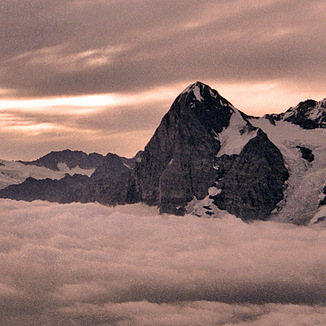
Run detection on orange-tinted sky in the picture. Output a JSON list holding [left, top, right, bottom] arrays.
[[1, 0, 325, 160]]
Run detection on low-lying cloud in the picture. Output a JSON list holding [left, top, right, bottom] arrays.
[[0, 199, 325, 325]]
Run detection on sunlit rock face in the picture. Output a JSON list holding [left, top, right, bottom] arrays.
[[128, 82, 289, 220]]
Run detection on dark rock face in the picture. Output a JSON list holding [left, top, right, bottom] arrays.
[[127, 82, 233, 214], [263, 113, 282, 126], [296, 146, 314, 162], [86, 153, 136, 205], [213, 129, 289, 220], [0, 174, 91, 203], [19, 149, 105, 171], [127, 82, 289, 220], [319, 186, 326, 206]]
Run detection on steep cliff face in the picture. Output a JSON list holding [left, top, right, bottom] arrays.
[[128, 82, 229, 214], [212, 129, 289, 220], [128, 82, 288, 219]]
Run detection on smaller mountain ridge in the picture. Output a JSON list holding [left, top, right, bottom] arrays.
[[264, 98, 326, 129], [0, 150, 142, 206], [19, 149, 105, 171]]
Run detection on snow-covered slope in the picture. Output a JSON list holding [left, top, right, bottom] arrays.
[[215, 109, 258, 157], [0, 159, 95, 189], [249, 117, 326, 225]]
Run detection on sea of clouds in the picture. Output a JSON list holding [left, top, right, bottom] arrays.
[[0, 199, 325, 325]]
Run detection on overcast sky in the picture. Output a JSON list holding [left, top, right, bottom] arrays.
[[1, 0, 325, 160]]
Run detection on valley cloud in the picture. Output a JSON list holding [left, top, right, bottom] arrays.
[[0, 199, 326, 325]]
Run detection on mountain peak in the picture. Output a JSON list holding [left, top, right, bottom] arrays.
[[180, 81, 218, 102], [174, 82, 252, 137]]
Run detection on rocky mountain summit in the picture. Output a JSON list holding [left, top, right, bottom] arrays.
[[126, 82, 289, 220], [0, 82, 325, 225]]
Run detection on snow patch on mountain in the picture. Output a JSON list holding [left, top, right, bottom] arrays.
[[186, 187, 229, 218], [215, 109, 258, 157]]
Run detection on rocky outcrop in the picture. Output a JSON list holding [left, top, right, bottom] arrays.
[[319, 186, 326, 206], [296, 146, 314, 162]]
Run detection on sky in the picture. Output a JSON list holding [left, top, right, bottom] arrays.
[[1, 199, 326, 325], [1, 0, 325, 160]]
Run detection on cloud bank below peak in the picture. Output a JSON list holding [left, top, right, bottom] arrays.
[[0, 199, 326, 325]]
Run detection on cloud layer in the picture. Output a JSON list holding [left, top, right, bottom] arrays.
[[0, 199, 325, 325]]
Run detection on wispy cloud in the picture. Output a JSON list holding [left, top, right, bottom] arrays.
[[1, 0, 325, 97]]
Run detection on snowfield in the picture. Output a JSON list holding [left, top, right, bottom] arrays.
[[250, 118, 326, 225], [0, 199, 326, 325]]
